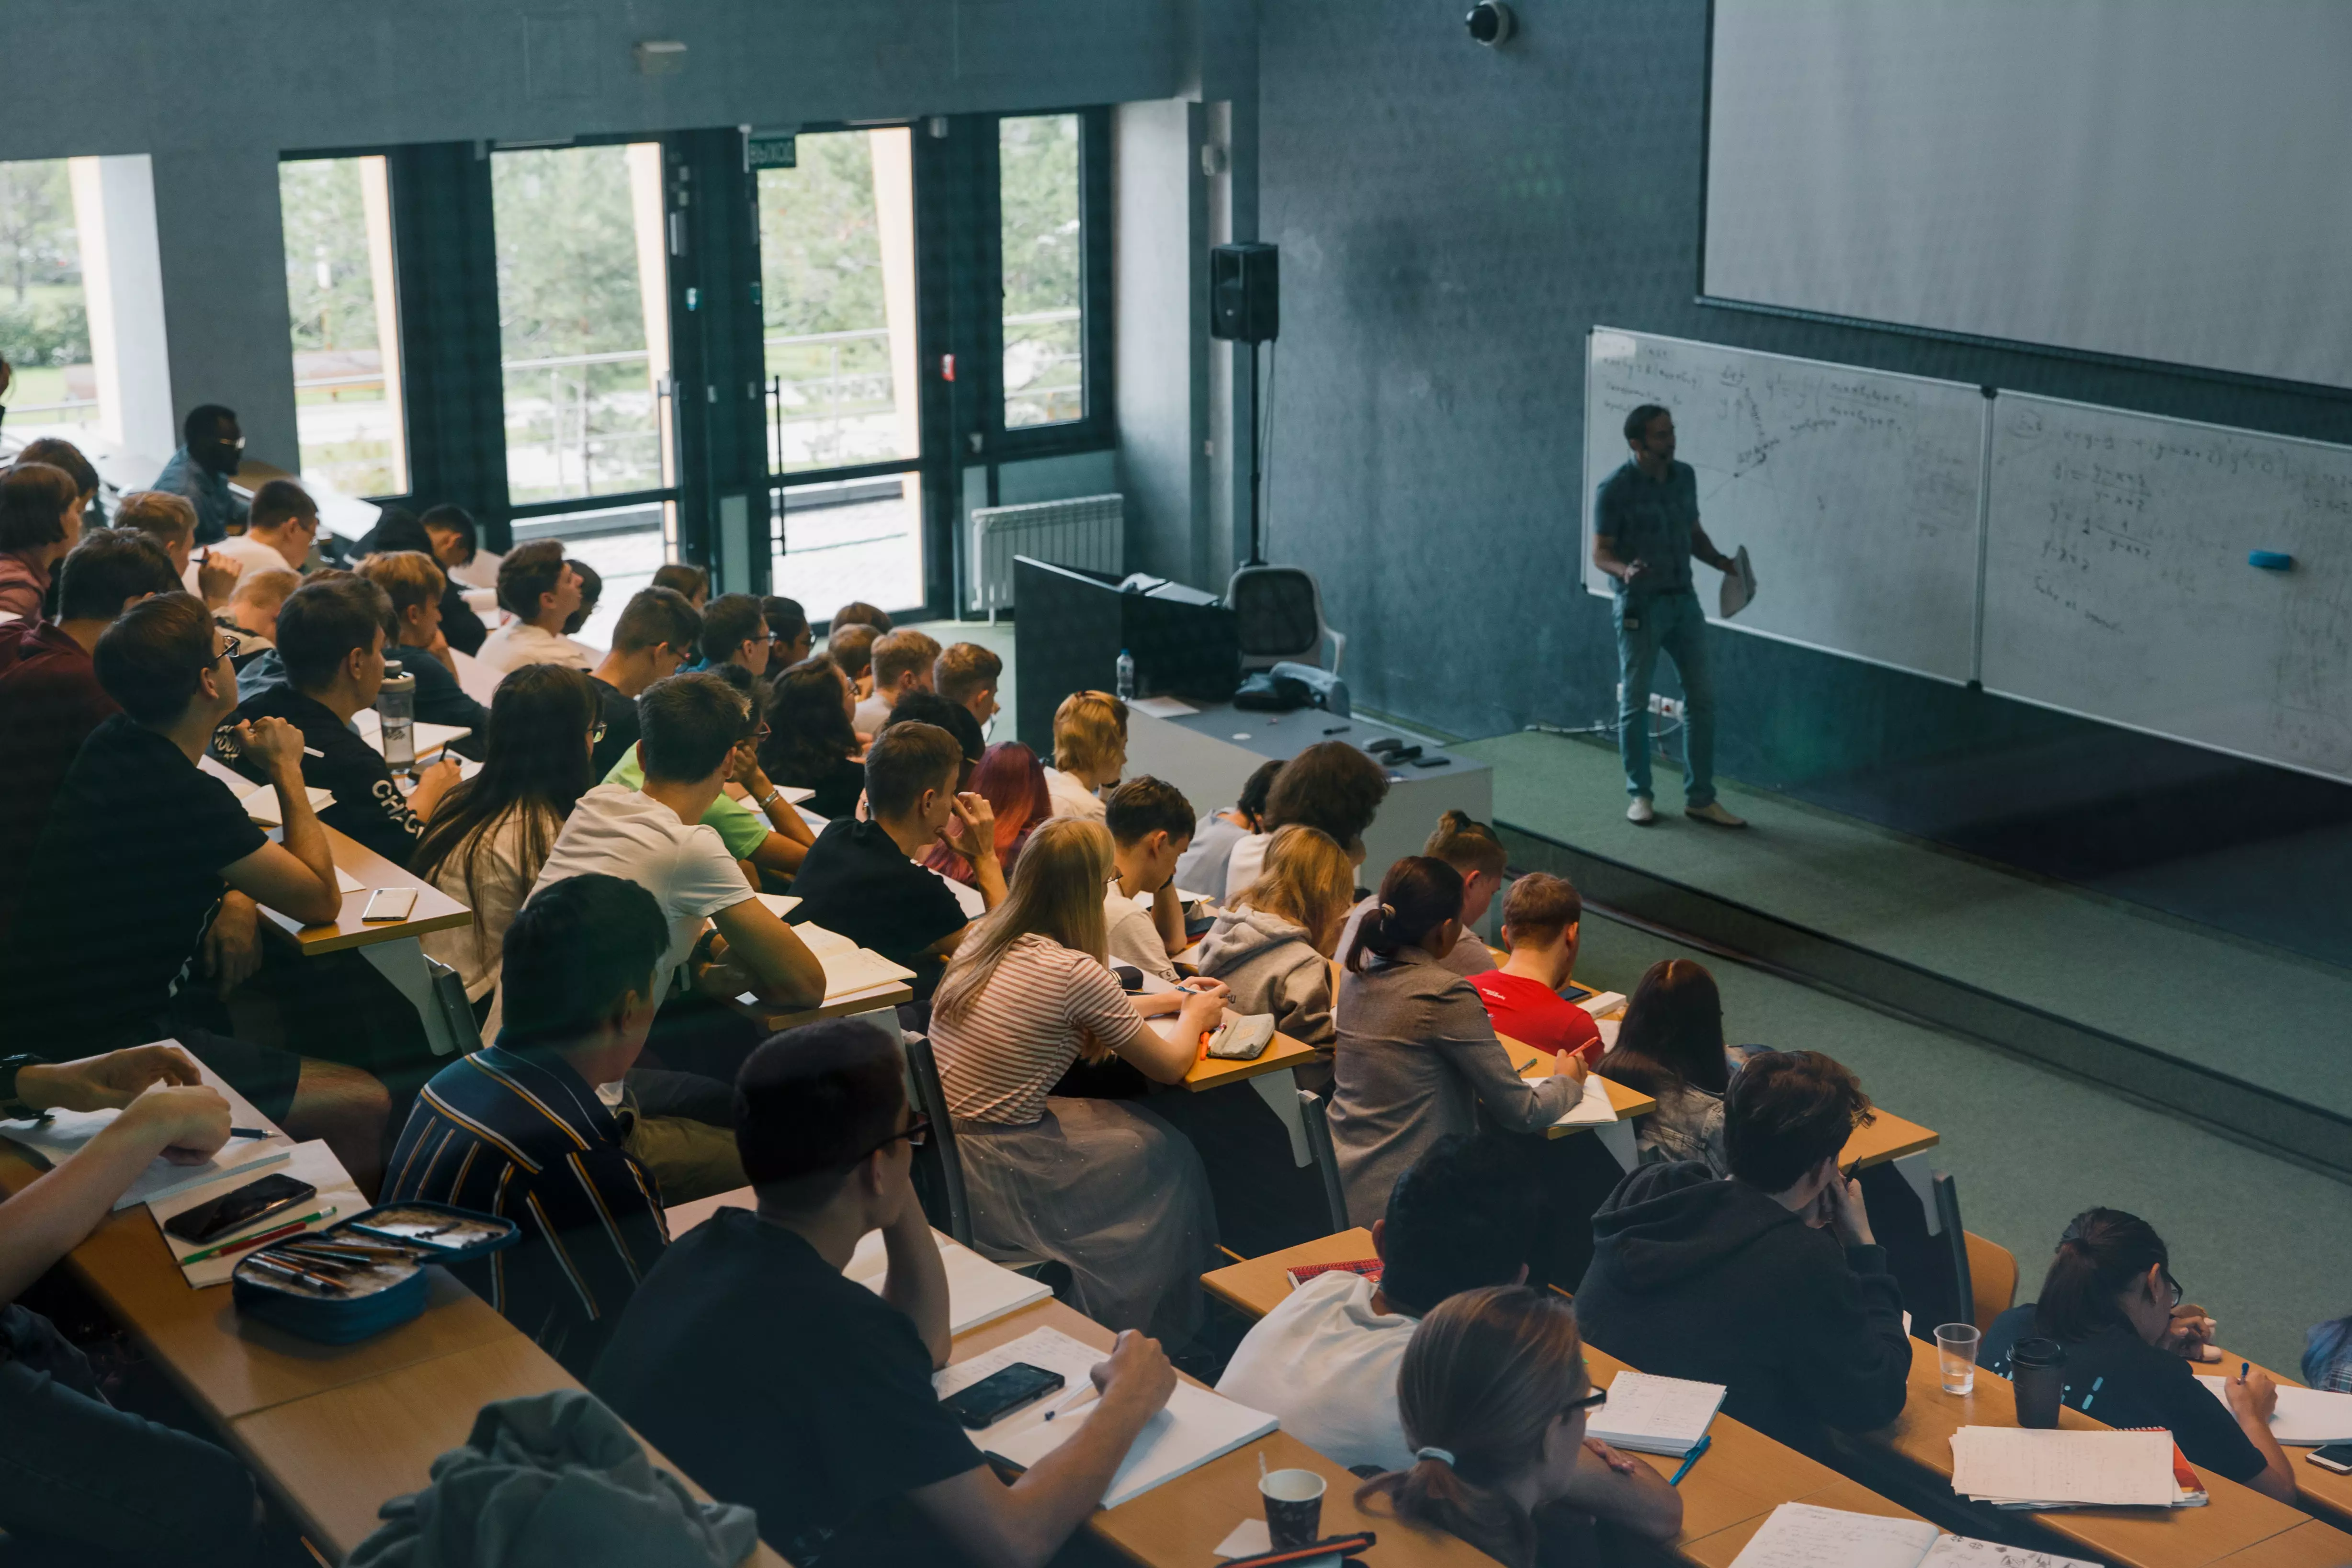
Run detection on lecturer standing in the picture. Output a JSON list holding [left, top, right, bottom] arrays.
[[1592, 404, 1746, 828]]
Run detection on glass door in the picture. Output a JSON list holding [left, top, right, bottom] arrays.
[[758, 127, 924, 623]]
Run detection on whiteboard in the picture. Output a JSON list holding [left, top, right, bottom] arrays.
[[1582, 329, 1989, 683], [1983, 397, 2352, 781]]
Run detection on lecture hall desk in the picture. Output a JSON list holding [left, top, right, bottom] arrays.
[[2212, 1349, 2352, 1534]]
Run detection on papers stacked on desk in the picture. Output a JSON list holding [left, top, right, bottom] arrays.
[[1586, 1370, 1725, 1457], [2198, 1376, 2352, 1443], [1947, 1427, 2182, 1509], [844, 1227, 1051, 1335], [0, 1051, 294, 1210], [780, 922, 918, 1002], [1729, 1503, 2095, 1568], [936, 1325, 1277, 1507], [152, 1139, 364, 1287]]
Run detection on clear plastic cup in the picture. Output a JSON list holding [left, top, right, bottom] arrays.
[[1935, 1322, 1981, 1395]]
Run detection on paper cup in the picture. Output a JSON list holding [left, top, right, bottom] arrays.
[[1260, 1466, 1326, 1549]]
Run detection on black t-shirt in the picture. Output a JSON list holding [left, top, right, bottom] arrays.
[[218, 683, 425, 867], [1981, 1306, 2267, 1483], [766, 747, 867, 821], [2, 715, 267, 1051], [788, 818, 967, 999], [588, 676, 640, 780], [440, 580, 487, 656], [589, 1210, 983, 1564]]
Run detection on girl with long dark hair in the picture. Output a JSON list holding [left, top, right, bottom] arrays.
[[1596, 959, 1733, 1173], [759, 654, 867, 819]]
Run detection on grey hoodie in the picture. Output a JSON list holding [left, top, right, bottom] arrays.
[[1193, 904, 1336, 1046]]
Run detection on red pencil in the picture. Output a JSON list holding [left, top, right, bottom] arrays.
[[183, 1218, 310, 1263]]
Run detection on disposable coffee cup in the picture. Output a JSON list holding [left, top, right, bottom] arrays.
[[2010, 1336, 2068, 1429], [1260, 1467, 1326, 1549]]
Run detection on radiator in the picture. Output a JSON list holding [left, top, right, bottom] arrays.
[[968, 494, 1124, 617]]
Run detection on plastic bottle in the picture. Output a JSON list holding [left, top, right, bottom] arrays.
[[377, 661, 417, 771], [1116, 648, 1135, 702]]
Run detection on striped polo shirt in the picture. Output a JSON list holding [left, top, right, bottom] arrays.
[[384, 1045, 668, 1378], [932, 934, 1151, 1125]]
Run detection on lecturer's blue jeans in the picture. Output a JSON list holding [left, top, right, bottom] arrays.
[[1614, 588, 1717, 808]]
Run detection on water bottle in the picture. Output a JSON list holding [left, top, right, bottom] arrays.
[[377, 661, 417, 771], [1115, 648, 1136, 702]]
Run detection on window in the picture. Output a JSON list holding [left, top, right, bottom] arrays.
[[0, 158, 94, 440], [280, 157, 407, 497], [998, 114, 1084, 429]]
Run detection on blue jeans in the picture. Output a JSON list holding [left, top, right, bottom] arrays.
[[1614, 588, 1716, 807]]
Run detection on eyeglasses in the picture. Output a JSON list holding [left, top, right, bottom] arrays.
[[212, 632, 242, 669], [589, 720, 609, 744], [2160, 1268, 2184, 1310], [1563, 1388, 1608, 1415], [848, 1114, 931, 1163]]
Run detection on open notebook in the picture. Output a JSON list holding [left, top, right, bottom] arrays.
[[1730, 1503, 2095, 1568], [1552, 1072, 1619, 1128], [936, 1326, 1275, 1508], [2198, 1375, 2352, 1444], [151, 1138, 364, 1287], [789, 921, 919, 1001], [843, 1228, 1052, 1335], [0, 1050, 294, 1210], [1586, 1371, 1724, 1457]]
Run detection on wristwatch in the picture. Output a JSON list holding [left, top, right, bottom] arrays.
[[0, 1054, 46, 1120], [760, 786, 784, 810]]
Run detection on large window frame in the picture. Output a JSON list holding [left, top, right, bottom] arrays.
[[984, 106, 1114, 463]]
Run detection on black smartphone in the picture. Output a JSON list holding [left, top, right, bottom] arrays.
[[163, 1173, 319, 1245], [2310, 1443, 2352, 1475], [940, 1362, 1065, 1429], [1111, 964, 1145, 993]]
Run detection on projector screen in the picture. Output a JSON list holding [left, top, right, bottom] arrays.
[[1703, 0, 2352, 390]]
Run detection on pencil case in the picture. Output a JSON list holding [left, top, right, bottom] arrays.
[[232, 1202, 519, 1343]]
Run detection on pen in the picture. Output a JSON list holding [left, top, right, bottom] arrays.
[[303, 746, 324, 758], [179, 1205, 339, 1263], [226, 1127, 274, 1139], [1042, 1384, 1100, 1422], [2241, 1360, 2250, 1381], [1667, 1435, 1711, 1486]]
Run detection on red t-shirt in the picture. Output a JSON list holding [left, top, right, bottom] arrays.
[[1470, 970, 1604, 1063]]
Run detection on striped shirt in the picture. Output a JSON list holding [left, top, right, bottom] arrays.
[[932, 934, 1149, 1125], [384, 1045, 668, 1377]]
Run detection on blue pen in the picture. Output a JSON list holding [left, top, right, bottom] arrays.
[[2242, 1360, 2250, 1382], [1667, 1434, 1711, 1486]]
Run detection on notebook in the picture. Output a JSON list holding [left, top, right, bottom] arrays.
[[237, 781, 336, 826], [843, 1228, 1051, 1335], [2197, 1376, 2352, 1444], [789, 921, 921, 1000], [754, 892, 803, 919], [1285, 1258, 1382, 1289], [150, 1138, 364, 1287], [1947, 1427, 2180, 1509], [936, 1326, 1277, 1507], [1553, 1072, 1619, 1128], [1586, 1371, 1726, 1457], [0, 1050, 294, 1210], [1729, 1503, 2095, 1568]]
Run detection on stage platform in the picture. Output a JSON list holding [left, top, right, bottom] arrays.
[[1456, 730, 2352, 1180]]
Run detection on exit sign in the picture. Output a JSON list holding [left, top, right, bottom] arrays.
[[748, 135, 797, 169]]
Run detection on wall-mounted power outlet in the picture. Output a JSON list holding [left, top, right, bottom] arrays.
[[1649, 694, 1684, 720]]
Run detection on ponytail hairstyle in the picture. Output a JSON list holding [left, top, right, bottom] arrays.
[[1355, 1285, 1589, 1568], [1344, 855, 1464, 973], [1598, 959, 1730, 1098], [2035, 1208, 2171, 1343], [1423, 809, 1506, 880]]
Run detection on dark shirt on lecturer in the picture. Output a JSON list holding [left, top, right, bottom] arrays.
[[1594, 458, 1699, 598]]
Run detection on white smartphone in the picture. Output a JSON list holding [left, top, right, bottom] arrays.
[[2309, 1443, 2352, 1475], [361, 887, 418, 922]]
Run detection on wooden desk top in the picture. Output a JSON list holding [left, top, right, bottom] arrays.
[[1504, 1041, 1660, 1140], [1184, 1025, 1321, 1092], [2216, 1348, 2352, 1531], [1844, 1108, 1940, 1171], [737, 985, 916, 1036], [2215, 1519, 2352, 1567], [950, 1298, 1490, 1566], [1863, 1335, 2338, 1568], [1202, 1228, 1379, 1319], [267, 823, 472, 956]]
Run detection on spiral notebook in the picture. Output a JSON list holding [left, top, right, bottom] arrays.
[[1585, 1370, 1725, 1457]]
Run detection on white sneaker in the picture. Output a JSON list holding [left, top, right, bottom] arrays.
[[1686, 801, 1747, 828], [1626, 796, 1656, 825]]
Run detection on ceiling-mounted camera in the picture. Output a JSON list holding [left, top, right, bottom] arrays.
[[1466, 1, 1516, 46]]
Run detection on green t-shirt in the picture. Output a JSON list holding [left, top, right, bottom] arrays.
[[601, 748, 770, 858]]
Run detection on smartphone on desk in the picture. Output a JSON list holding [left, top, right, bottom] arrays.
[[941, 1363, 1064, 1429], [2310, 1443, 2352, 1475], [162, 1173, 318, 1245], [362, 887, 418, 922]]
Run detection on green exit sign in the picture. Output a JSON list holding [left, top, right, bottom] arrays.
[[748, 135, 797, 169]]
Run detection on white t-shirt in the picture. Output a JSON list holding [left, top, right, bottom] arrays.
[[1214, 1272, 1417, 1474], [1043, 767, 1106, 821], [1221, 831, 1273, 901], [522, 783, 750, 1002], [1104, 880, 1179, 981], [182, 530, 304, 593], [475, 620, 599, 675], [852, 692, 893, 734], [419, 803, 558, 1001]]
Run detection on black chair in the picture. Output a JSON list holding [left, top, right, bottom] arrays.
[[1226, 564, 1346, 674], [900, 1034, 1060, 1286], [1296, 1089, 1349, 1235]]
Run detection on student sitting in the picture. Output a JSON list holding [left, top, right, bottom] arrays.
[[153, 405, 245, 542], [921, 740, 1050, 888], [760, 593, 813, 666], [387, 874, 672, 1377], [220, 576, 464, 864], [1330, 857, 1583, 1229], [1596, 959, 1733, 1172], [117, 489, 239, 608], [651, 560, 709, 611], [2309, 1314, 2352, 1393], [587, 586, 699, 776], [356, 549, 491, 738], [1980, 1209, 2295, 1502], [562, 558, 601, 635], [879, 689, 986, 778], [14, 435, 100, 528], [930, 817, 1228, 1339], [760, 653, 869, 819], [1223, 740, 1390, 899], [476, 540, 596, 673], [1335, 811, 1505, 980], [853, 627, 941, 734], [789, 722, 1006, 1000], [214, 566, 299, 665], [594, 1021, 1179, 1567], [1, 595, 388, 1183], [1102, 775, 1196, 981], [934, 639, 1003, 732], [500, 671, 825, 1064], [1042, 688, 1127, 820], [694, 591, 772, 678], [0, 460, 82, 621], [1356, 1285, 1681, 1568], [1573, 1049, 1909, 1449], [0, 1046, 269, 1565], [1470, 873, 1603, 1064], [1195, 823, 1354, 1047], [203, 478, 319, 577], [414, 666, 599, 1013], [603, 667, 817, 883], [828, 598, 893, 639], [1176, 756, 1281, 897], [826, 621, 881, 702], [0, 532, 179, 941], [418, 504, 489, 654]]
